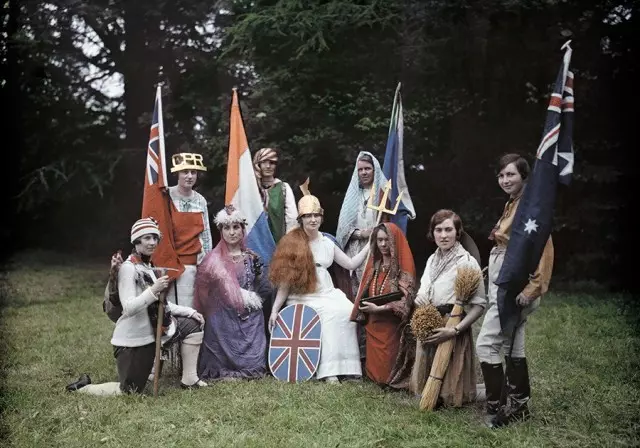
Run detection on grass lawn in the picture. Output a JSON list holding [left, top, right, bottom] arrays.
[[1, 251, 639, 448]]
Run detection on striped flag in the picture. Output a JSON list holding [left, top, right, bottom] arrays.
[[496, 42, 575, 333], [382, 82, 416, 233], [225, 89, 276, 264], [141, 86, 184, 279]]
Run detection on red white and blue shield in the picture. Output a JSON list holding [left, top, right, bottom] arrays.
[[269, 304, 322, 382]]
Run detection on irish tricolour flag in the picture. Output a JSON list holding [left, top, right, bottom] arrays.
[[225, 89, 276, 264]]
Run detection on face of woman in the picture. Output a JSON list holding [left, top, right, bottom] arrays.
[[135, 234, 159, 256], [433, 218, 457, 251], [301, 213, 322, 233], [221, 223, 244, 246], [498, 162, 524, 198], [259, 160, 277, 178], [177, 170, 198, 190], [376, 229, 390, 257], [357, 160, 374, 188]]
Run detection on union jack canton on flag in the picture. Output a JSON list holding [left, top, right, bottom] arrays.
[[495, 42, 575, 334]]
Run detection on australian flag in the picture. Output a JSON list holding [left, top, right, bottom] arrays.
[[496, 42, 575, 334], [382, 82, 416, 233]]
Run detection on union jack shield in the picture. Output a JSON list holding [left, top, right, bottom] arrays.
[[269, 304, 322, 382]]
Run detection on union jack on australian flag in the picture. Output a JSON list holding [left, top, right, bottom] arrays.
[[269, 304, 322, 382], [496, 42, 575, 334], [141, 86, 184, 279]]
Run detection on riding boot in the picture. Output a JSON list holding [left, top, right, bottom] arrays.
[[492, 356, 531, 427], [480, 362, 505, 426]]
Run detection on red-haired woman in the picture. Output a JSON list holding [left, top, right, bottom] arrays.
[[269, 194, 368, 384]]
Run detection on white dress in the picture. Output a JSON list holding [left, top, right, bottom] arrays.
[[287, 236, 362, 379]]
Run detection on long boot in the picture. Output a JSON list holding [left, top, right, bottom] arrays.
[[480, 362, 505, 426], [492, 357, 531, 427], [180, 331, 208, 389]]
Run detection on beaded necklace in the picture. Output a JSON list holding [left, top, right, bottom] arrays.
[[371, 264, 391, 296]]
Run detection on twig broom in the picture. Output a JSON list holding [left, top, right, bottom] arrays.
[[419, 265, 482, 410]]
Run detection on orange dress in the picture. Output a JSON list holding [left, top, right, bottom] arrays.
[[364, 269, 404, 384], [352, 223, 416, 389]]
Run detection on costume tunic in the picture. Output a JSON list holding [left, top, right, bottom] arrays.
[[166, 186, 212, 309]]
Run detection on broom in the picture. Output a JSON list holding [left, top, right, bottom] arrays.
[[419, 264, 482, 410]]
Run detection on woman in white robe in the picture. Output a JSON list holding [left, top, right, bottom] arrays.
[[269, 194, 368, 383]]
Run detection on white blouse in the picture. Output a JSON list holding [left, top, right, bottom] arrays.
[[416, 251, 486, 308]]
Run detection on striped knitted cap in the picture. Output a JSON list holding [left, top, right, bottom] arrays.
[[130, 217, 162, 243]]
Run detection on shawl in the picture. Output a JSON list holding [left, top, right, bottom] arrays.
[[336, 151, 388, 249], [424, 241, 468, 303], [269, 228, 317, 294], [194, 234, 263, 317], [351, 222, 417, 388]]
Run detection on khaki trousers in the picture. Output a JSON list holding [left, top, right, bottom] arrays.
[[476, 246, 539, 364]]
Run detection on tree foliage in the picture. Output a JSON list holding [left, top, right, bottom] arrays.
[[3, 0, 637, 289]]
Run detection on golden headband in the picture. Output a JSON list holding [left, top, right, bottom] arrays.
[[170, 153, 207, 173]]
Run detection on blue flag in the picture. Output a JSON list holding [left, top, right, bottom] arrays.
[[382, 83, 415, 233], [496, 43, 575, 334]]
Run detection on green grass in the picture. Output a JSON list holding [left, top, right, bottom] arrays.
[[1, 251, 639, 447]]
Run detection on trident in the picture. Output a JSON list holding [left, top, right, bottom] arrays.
[[349, 179, 403, 321]]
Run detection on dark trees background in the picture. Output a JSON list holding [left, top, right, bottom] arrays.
[[1, 0, 637, 291]]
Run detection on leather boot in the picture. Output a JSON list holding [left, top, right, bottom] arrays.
[[65, 373, 91, 392], [480, 362, 505, 426], [492, 357, 531, 427]]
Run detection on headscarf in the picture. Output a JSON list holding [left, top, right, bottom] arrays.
[[350, 222, 416, 322], [253, 147, 278, 182], [336, 151, 388, 249], [351, 222, 417, 388], [194, 208, 253, 316]]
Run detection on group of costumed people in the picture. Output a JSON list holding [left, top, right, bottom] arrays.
[[66, 148, 553, 429]]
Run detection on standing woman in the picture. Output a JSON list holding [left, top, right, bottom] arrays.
[[253, 147, 298, 243], [268, 194, 368, 383], [167, 152, 213, 309], [355, 222, 416, 389], [194, 206, 271, 380], [476, 153, 554, 427], [336, 151, 387, 297], [410, 210, 486, 407]]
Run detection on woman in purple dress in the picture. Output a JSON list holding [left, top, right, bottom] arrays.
[[194, 205, 271, 380]]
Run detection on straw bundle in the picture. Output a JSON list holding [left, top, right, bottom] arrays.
[[410, 304, 446, 341], [419, 265, 482, 411]]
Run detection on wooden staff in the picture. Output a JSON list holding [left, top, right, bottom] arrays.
[[349, 179, 403, 321], [153, 291, 166, 397]]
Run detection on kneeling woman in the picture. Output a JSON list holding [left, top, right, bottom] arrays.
[[354, 222, 416, 389], [66, 218, 207, 395], [269, 194, 368, 383], [195, 206, 271, 380], [410, 210, 486, 407]]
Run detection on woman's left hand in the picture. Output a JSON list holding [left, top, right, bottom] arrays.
[[424, 327, 456, 345], [359, 302, 384, 314]]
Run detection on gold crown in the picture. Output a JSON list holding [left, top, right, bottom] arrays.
[[170, 153, 207, 173]]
